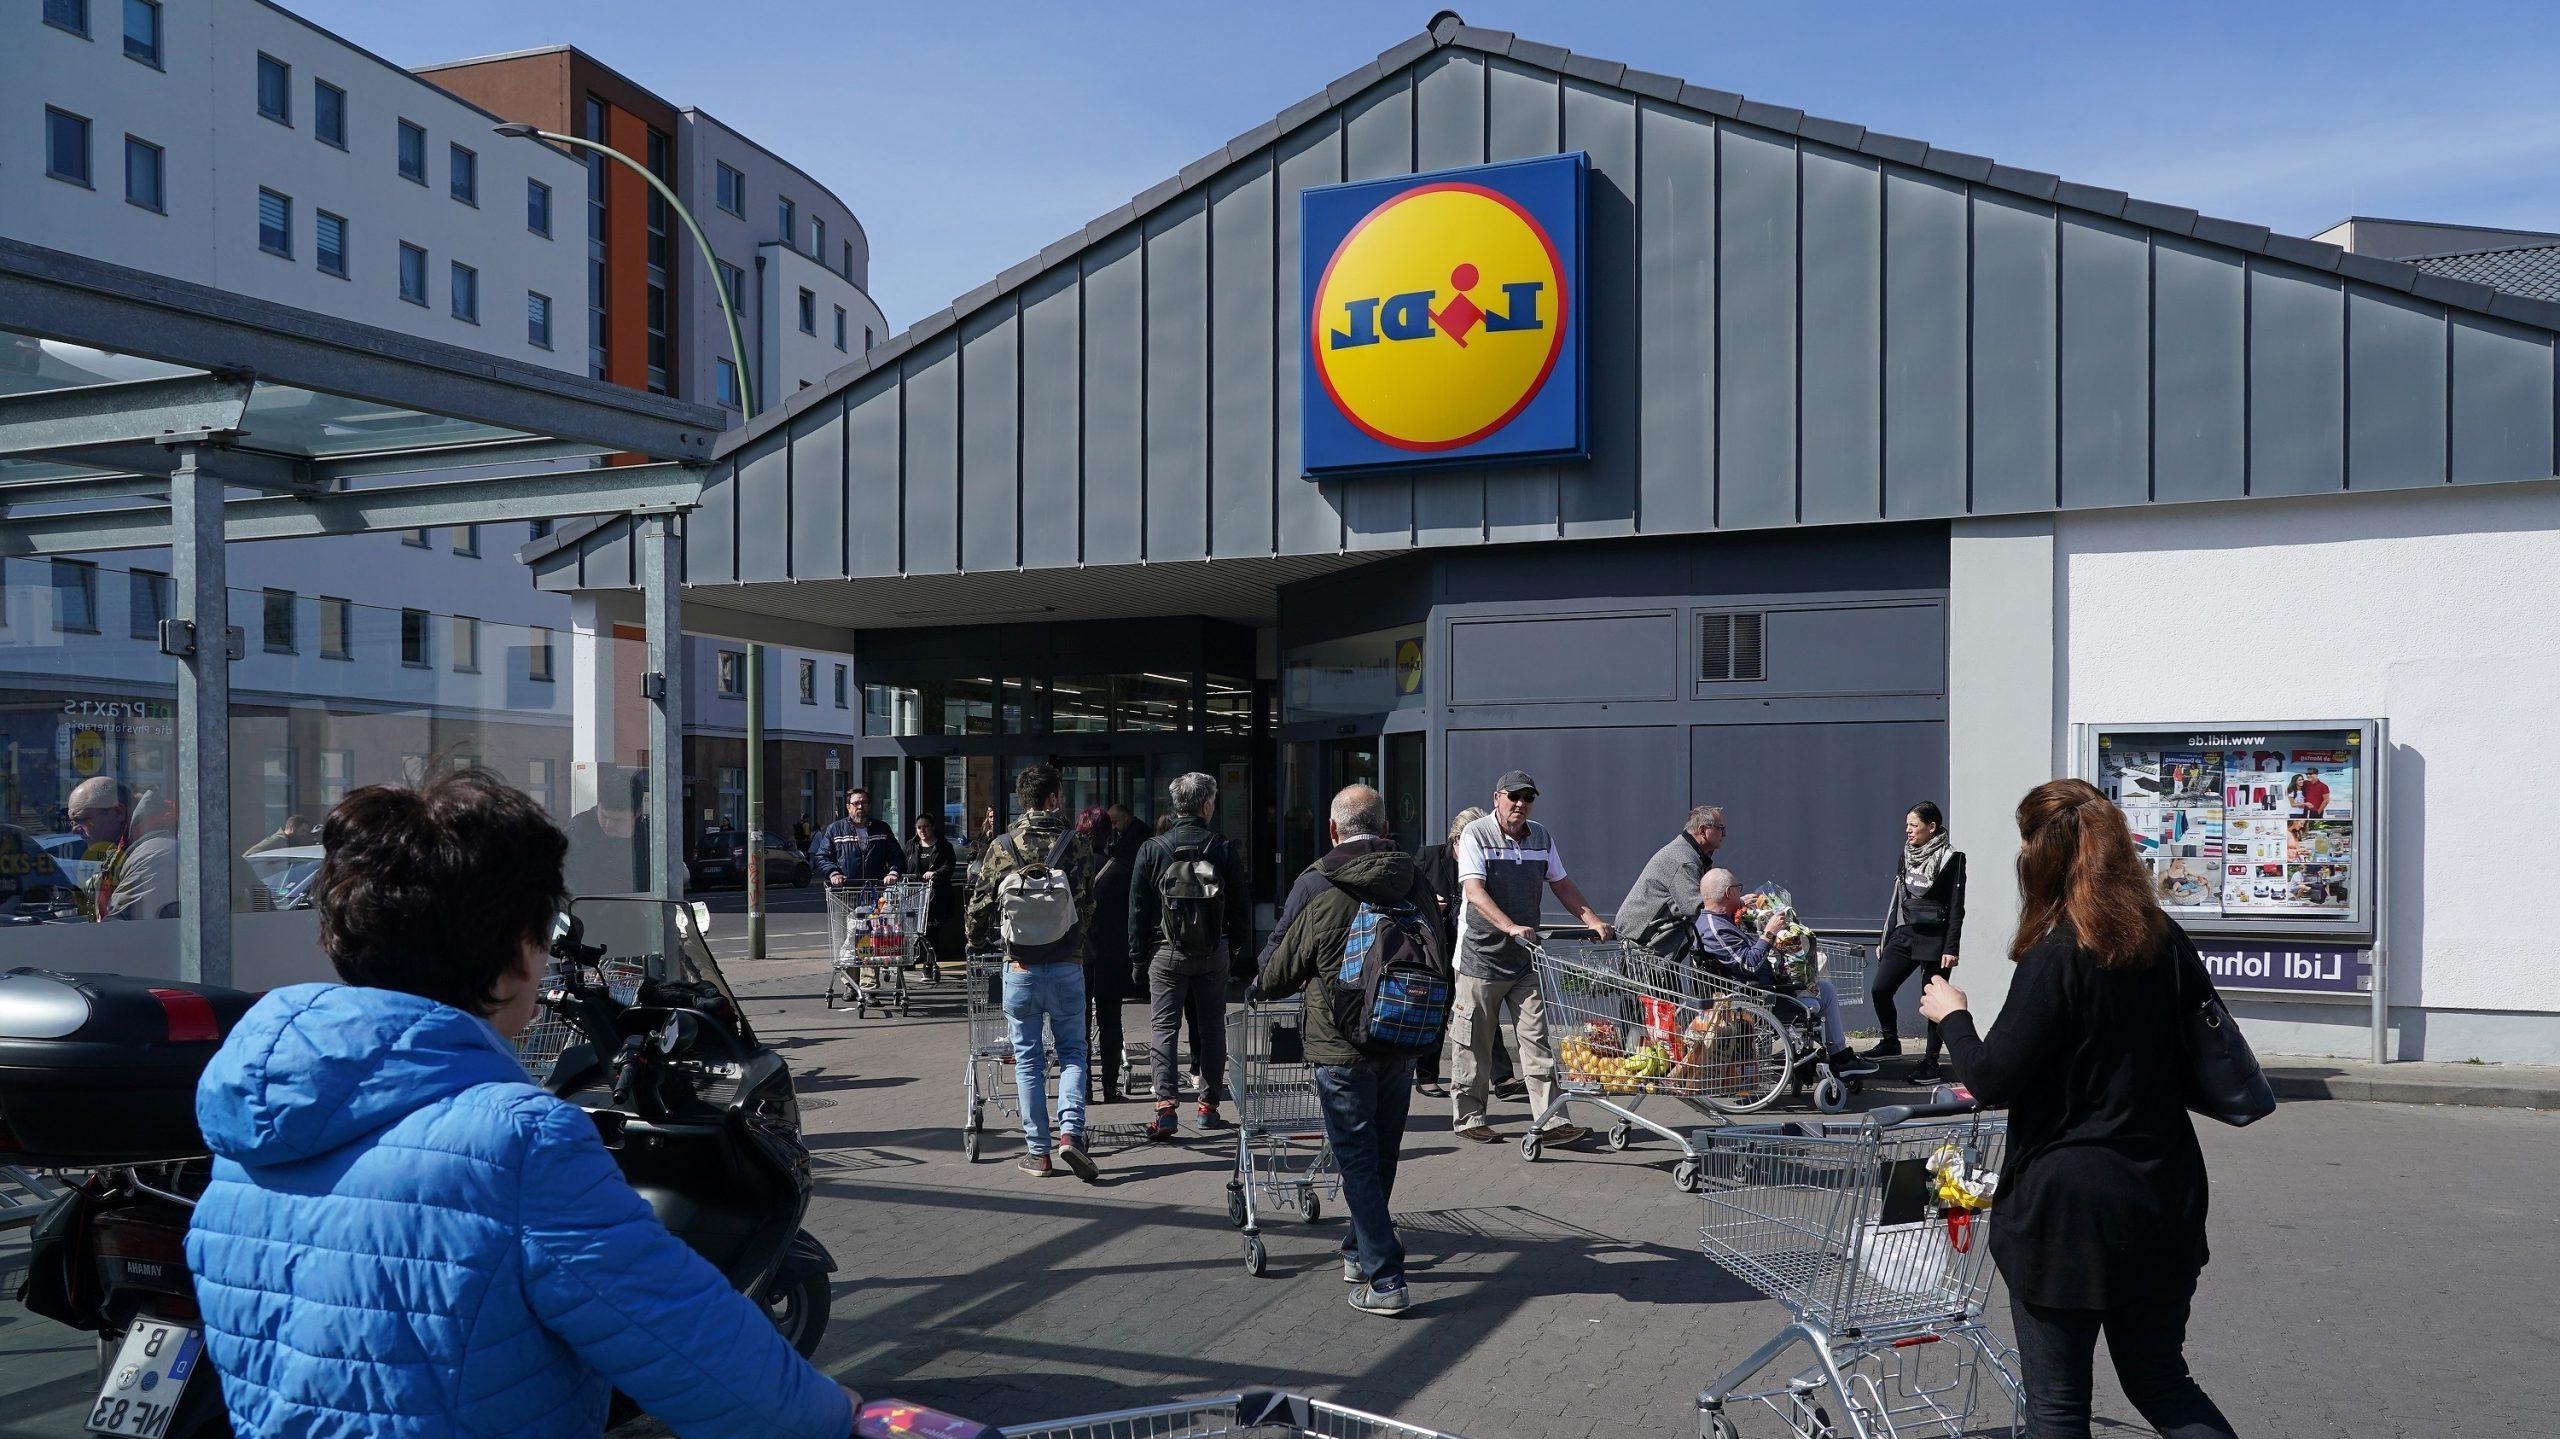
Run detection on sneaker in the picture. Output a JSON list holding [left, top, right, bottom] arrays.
[[1910, 1058, 1945, 1083], [1828, 1049, 1880, 1078], [1018, 1154, 1053, 1178], [1535, 1122, 1588, 1146], [1145, 1106, 1180, 1143], [1860, 1038, 1903, 1060], [1348, 1280, 1411, 1316], [1196, 1104, 1227, 1129], [1342, 1255, 1368, 1284], [1055, 1134, 1099, 1182], [1456, 1123, 1501, 1143]]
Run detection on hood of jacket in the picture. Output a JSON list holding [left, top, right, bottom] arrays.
[[1315, 835, 1416, 903], [196, 982, 530, 1168]]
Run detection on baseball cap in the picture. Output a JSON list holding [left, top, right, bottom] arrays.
[[1494, 769, 1539, 799]]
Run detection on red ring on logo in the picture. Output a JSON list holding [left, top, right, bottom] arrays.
[[1309, 180, 1571, 454]]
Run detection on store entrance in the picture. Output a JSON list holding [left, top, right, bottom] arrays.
[[1280, 730, 1426, 878]]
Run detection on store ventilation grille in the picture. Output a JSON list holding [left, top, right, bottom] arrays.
[[1699, 612, 1766, 682]]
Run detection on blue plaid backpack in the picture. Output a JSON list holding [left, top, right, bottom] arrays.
[[1326, 891, 1453, 1058]]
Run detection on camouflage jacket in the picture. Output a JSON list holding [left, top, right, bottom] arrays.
[[965, 809, 1101, 957]]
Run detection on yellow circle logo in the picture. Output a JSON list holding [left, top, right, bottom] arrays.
[[70, 728, 106, 777], [1311, 183, 1569, 452]]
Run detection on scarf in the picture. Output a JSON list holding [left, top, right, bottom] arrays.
[[1902, 830, 1952, 894]]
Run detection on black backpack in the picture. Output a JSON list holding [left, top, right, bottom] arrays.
[[1156, 837, 1225, 959], [1324, 887, 1453, 1058]]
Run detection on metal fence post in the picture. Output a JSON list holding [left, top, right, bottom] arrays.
[[746, 641, 766, 961], [639, 514, 684, 903], [168, 444, 232, 986]]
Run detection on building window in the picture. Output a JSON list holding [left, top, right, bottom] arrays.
[[319, 749, 353, 807], [715, 160, 745, 216], [314, 80, 346, 148], [261, 749, 297, 834], [260, 589, 295, 653], [450, 261, 478, 323], [811, 215, 826, 260], [529, 626, 555, 682], [798, 658, 816, 704], [452, 524, 479, 557], [716, 767, 746, 832], [526, 758, 555, 813], [54, 560, 98, 633], [318, 597, 351, 659], [529, 518, 552, 539], [797, 288, 816, 335], [714, 357, 738, 410], [256, 53, 290, 126], [400, 528, 430, 548], [527, 291, 553, 349], [127, 569, 169, 640], [398, 242, 427, 305], [43, 0, 87, 38], [717, 650, 745, 697], [862, 684, 921, 738], [777, 195, 796, 249], [449, 143, 476, 206], [717, 260, 744, 309], [584, 96, 608, 381], [833, 664, 848, 708], [123, 135, 162, 212], [863, 325, 874, 351], [842, 239, 854, 279], [400, 608, 430, 667], [452, 615, 479, 672], [834, 305, 848, 352], [45, 108, 91, 187], [527, 179, 551, 237], [257, 188, 292, 258], [397, 119, 426, 184], [316, 210, 348, 277], [122, 0, 159, 66]]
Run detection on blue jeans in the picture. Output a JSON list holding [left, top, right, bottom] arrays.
[[1774, 979, 1851, 1053], [1313, 1058, 1416, 1287], [1003, 961, 1088, 1157]]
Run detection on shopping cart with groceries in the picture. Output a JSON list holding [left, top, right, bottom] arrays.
[[958, 948, 1103, 1163], [1221, 998, 1342, 1276], [1692, 1099, 2022, 1439], [825, 878, 935, 1017], [998, 1392, 1469, 1439]]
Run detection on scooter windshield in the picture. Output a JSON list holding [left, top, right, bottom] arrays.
[[562, 897, 745, 1025]]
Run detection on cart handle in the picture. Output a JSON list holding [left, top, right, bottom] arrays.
[[1865, 1099, 1981, 1128]]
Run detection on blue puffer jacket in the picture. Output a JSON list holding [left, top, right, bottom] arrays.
[[185, 983, 851, 1439]]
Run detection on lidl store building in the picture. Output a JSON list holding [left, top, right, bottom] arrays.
[[535, 18, 2560, 1063]]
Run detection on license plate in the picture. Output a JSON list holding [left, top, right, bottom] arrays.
[[85, 1318, 202, 1438]]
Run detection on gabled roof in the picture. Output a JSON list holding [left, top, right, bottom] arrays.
[[2406, 242, 2560, 305]]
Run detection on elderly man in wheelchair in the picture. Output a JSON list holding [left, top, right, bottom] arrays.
[[1687, 869, 1876, 1086]]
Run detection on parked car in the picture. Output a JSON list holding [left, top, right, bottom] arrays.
[[245, 844, 326, 911], [3, 831, 82, 916], [35, 832, 103, 892], [685, 830, 811, 891]]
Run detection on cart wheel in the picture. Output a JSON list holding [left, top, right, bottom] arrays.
[[1243, 1233, 1267, 1276], [1673, 1157, 1704, 1193], [1226, 1184, 1248, 1229], [1296, 1185, 1321, 1224], [1520, 1133, 1544, 1162], [963, 1127, 982, 1162], [1704, 1415, 1740, 1439], [1815, 1076, 1849, 1113], [1606, 1121, 1634, 1152]]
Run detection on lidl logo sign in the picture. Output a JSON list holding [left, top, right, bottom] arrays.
[[1301, 153, 1587, 476]]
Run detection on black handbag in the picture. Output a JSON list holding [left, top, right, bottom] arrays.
[[2174, 931, 2277, 1127]]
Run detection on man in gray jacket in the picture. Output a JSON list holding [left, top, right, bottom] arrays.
[[1614, 805, 1725, 954]]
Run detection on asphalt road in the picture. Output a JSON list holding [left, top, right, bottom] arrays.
[[2, 956, 2552, 1438]]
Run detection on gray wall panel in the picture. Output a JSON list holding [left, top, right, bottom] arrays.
[[1691, 719, 1945, 927], [1970, 193, 2058, 514], [2152, 237, 2246, 503], [845, 375, 902, 577], [1764, 601, 1944, 695], [2346, 288, 2447, 492], [902, 333, 961, 574], [1483, 58, 1561, 542], [1018, 268, 1082, 568], [1884, 169, 1967, 518], [1209, 161, 1277, 556], [1717, 125, 1798, 528], [1447, 611, 1679, 704], [1081, 229, 1145, 565], [1798, 145, 1881, 525], [1145, 196, 1211, 561], [788, 402, 846, 580], [1342, 77, 1418, 551], [1445, 724, 1685, 919], [1274, 116, 1344, 554], [2059, 215, 2150, 508], [728, 431, 783, 583], [1638, 101, 1715, 535], [2450, 314, 2556, 485], [958, 306, 1020, 570], [1412, 51, 1490, 545], [2247, 263, 2344, 497], [1561, 79, 1639, 539]]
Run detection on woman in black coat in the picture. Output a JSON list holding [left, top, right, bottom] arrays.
[[902, 812, 963, 980], [1408, 805, 1485, 1100], [1919, 778, 2235, 1439], [1085, 814, 1148, 1103], [1868, 800, 1968, 1080]]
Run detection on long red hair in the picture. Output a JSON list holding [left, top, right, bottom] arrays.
[[2011, 778, 2168, 970]]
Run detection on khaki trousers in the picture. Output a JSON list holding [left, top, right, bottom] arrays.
[[1449, 971, 1556, 1129]]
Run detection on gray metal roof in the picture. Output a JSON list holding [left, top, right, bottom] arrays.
[[2407, 242, 2560, 304]]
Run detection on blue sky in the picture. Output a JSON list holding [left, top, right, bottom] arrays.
[[300, 1, 2560, 331]]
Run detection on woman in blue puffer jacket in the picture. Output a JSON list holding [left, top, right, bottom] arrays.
[[185, 770, 858, 1439]]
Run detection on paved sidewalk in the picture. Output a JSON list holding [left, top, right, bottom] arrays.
[[2264, 1057, 2559, 1109]]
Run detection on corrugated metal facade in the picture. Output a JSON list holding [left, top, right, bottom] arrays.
[[536, 20, 2560, 595]]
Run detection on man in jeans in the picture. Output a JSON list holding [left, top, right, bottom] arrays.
[[1255, 784, 1439, 1316], [966, 763, 1102, 1181], [1129, 772, 1252, 1141], [1451, 770, 1614, 1145]]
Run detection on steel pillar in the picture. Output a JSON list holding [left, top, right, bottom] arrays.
[[638, 514, 684, 902], [168, 446, 232, 986], [746, 641, 767, 961]]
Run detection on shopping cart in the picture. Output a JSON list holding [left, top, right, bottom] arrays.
[[1004, 1392, 1467, 1439], [1693, 1100, 2022, 1439], [826, 879, 935, 1016], [1222, 998, 1341, 1276], [511, 957, 645, 1084], [1815, 936, 1871, 1010], [960, 948, 1104, 1163], [1524, 936, 1858, 1191]]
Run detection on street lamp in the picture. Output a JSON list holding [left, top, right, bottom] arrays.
[[493, 122, 758, 418], [496, 121, 771, 962]]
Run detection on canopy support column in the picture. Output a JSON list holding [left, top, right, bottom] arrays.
[[639, 515, 684, 903], [168, 444, 233, 986]]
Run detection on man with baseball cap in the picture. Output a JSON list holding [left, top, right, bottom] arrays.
[[1449, 770, 1613, 1145]]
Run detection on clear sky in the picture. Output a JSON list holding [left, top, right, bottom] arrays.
[[296, 0, 2560, 332]]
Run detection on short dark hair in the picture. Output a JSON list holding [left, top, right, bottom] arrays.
[[315, 769, 567, 1015], [1015, 762, 1060, 808], [844, 788, 869, 806]]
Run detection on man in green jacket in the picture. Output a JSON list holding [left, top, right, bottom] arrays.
[[1253, 784, 1441, 1317], [967, 763, 1103, 1181]]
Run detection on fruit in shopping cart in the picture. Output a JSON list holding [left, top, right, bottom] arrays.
[[1578, 1019, 1623, 1057]]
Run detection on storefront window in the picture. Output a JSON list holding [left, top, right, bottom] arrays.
[[1118, 673, 1191, 732], [1386, 731, 1425, 856], [1051, 675, 1108, 733], [941, 677, 1000, 736], [1205, 675, 1254, 737], [1283, 627, 1425, 724], [862, 683, 921, 737]]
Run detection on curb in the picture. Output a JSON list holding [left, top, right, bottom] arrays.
[[2265, 1070, 2555, 1111]]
